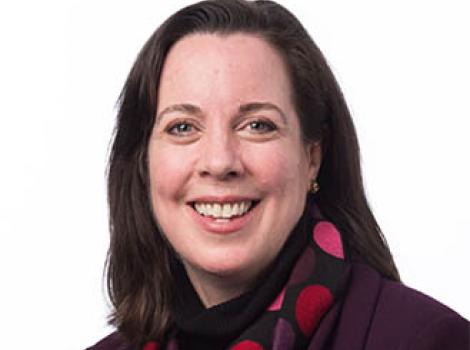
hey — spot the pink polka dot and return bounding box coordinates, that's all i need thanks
[313,221,344,259]
[268,287,286,311]
[295,285,333,337]
[142,341,159,350]
[230,340,264,350]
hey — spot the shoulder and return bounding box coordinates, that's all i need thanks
[348,263,469,349]
[85,332,132,350]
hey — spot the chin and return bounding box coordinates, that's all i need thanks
[187,249,258,279]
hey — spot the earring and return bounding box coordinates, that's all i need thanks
[309,179,320,194]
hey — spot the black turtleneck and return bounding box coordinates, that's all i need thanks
[168,209,310,350]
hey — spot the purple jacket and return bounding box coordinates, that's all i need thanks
[88,263,469,349]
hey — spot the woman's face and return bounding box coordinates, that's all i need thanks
[148,33,321,289]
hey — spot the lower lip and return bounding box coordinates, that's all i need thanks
[186,203,258,234]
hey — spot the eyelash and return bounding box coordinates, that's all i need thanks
[244,120,277,133]
[166,120,197,136]
[164,118,277,137]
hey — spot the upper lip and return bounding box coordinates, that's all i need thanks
[187,195,260,204]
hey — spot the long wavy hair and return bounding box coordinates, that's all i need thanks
[106,0,400,345]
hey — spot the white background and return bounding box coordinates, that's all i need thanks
[0,1,468,349]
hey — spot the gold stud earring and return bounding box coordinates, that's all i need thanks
[309,179,320,194]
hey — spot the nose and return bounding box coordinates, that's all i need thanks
[197,130,243,180]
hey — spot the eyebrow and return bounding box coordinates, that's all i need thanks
[155,101,288,125]
[156,103,203,125]
[238,102,287,124]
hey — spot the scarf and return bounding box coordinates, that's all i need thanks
[143,199,350,350]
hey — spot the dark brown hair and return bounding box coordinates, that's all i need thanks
[106,0,400,344]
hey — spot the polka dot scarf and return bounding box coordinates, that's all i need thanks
[143,200,350,350]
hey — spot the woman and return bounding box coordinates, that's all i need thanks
[88,1,469,349]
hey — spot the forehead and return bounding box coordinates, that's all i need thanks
[157,33,293,110]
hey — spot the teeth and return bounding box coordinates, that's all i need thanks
[222,203,231,218]
[194,201,253,219]
[213,203,222,217]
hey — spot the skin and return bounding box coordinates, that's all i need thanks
[148,33,321,307]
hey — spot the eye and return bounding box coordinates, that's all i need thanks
[245,120,277,133]
[166,121,195,136]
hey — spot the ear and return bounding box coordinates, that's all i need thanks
[306,141,322,181]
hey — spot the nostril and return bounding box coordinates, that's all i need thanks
[201,165,240,177]
[198,167,241,180]
[227,170,240,177]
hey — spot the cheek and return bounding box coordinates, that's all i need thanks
[148,144,193,200]
[244,143,307,192]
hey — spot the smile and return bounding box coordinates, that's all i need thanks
[189,200,260,220]
[192,201,252,219]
